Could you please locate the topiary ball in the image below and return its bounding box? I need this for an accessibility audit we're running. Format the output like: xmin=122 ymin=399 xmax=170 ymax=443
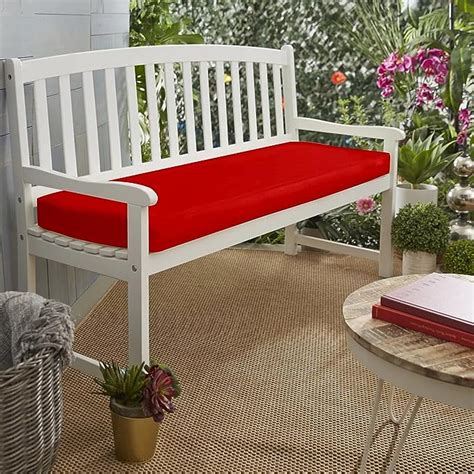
xmin=443 ymin=240 xmax=474 ymax=275
xmin=392 ymin=203 xmax=450 ymax=254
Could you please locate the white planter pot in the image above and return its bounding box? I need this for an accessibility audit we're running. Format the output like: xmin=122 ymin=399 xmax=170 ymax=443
xmin=402 ymin=250 xmax=437 ymax=275
xmin=395 ymin=183 xmax=438 ymax=213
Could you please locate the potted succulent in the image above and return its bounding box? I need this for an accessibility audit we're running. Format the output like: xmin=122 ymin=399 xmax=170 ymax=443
xmin=392 ymin=202 xmax=450 ymax=275
xmin=395 ymin=134 xmax=457 ymax=212
xmin=94 ymin=360 xmax=181 ymax=463
xmin=443 ymin=239 xmax=474 ymax=275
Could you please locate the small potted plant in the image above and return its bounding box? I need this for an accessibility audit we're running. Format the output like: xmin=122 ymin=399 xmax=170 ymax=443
xmin=94 ymin=360 xmax=181 ymax=463
xmin=443 ymin=239 xmax=474 ymax=275
xmin=392 ymin=202 xmax=450 ymax=275
xmin=395 ymin=134 xmax=457 ymax=211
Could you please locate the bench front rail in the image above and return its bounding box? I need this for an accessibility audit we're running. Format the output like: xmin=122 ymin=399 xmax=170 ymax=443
xmin=6 ymin=45 xmax=404 ymax=377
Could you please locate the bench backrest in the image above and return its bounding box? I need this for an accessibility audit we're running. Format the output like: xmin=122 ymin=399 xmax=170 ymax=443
xmin=6 ymin=45 xmax=297 ymax=193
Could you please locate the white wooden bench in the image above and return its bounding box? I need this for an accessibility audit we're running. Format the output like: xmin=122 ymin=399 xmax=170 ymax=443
xmin=5 ymin=45 xmax=404 ymax=376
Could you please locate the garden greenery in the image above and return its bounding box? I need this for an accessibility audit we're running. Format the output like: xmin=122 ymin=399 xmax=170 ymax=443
xmin=391 ymin=203 xmax=450 ymax=254
xmin=443 ymin=239 xmax=474 ymax=275
xmin=130 ymin=0 xmax=203 ymax=160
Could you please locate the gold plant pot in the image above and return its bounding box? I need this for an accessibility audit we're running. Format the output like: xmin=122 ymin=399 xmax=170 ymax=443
xmin=110 ymin=399 xmax=160 ymax=463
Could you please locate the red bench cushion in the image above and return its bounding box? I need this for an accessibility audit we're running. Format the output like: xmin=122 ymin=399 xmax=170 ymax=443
xmin=37 ymin=141 xmax=390 ymax=252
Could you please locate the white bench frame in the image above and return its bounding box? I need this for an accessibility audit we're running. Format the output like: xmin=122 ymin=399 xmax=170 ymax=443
xmin=5 ymin=45 xmax=405 ymax=377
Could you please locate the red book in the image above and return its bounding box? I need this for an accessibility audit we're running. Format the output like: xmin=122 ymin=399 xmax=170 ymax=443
xmin=372 ymin=304 xmax=474 ymax=349
xmin=380 ymin=273 xmax=473 ymax=334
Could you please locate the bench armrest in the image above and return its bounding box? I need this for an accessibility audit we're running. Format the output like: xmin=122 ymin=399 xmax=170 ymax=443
xmin=295 ymin=117 xmax=405 ymax=142
xmin=22 ymin=166 xmax=158 ymax=207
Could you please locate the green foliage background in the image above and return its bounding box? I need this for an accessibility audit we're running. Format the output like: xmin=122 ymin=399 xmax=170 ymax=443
xmin=176 ymin=0 xmax=445 ymax=145
xmin=178 ymin=0 xmax=376 ymax=145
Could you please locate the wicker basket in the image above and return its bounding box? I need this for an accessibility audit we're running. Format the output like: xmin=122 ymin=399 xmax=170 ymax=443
xmin=0 ymin=348 xmax=63 ymax=473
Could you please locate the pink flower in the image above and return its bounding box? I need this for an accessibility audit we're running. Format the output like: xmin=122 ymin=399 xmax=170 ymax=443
xmin=457 ymin=107 xmax=471 ymax=145
xmin=434 ymin=98 xmax=445 ymax=110
xmin=398 ymin=54 xmax=415 ymax=73
xmin=382 ymin=52 xmax=399 ymax=73
xmin=356 ymin=197 xmax=376 ymax=215
xmin=458 ymin=108 xmax=471 ymax=129
xmin=456 ymin=130 xmax=468 ymax=145
xmin=415 ymin=83 xmax=434 ymax=106
xmin=376 ymin=75 xmax=393 ymax=89
xmin=415 ymin=48 xmax=427 ymax=64
xmin=381 ymin=85 xmax=395 ymax=98
xmin=429 ymin=48 xmax=449 ymax=62
xmin=420 ymin=57 xmax=439 ymax=75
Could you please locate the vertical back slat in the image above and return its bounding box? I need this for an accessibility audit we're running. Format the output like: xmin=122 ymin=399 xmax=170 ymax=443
xmin=33 ymin=79 xmax=52 ymax=170
xmin=281 ymin=45 xmax=298 ymax=138
xmin=58 ymin=75 xmax=77 ymax=176
xmin=230 ymin=62 xmax=243 ymax=145
xmin=144 ymin=64 xmax=161 ymax=161
xmin=164 ymin=63 xmax=179 ymax=158
xmin=245 ymin=62 xmax=257 ymax=141
xmin=104 ymin=68 xmax=121 ymax=169
xmin=82 ymin=71 xmax=100 ymax=175
xmin=259 ymin=63 xmax=271 ymax=138
xmin=199 ymin=62 xmax=213 ymax=150
xmin=182 ymin=62 xmax=196 ymax=155
xmin=125 ymin=66 xmax=142 ymax=166
xmin=272 ymin=64 xmax=284 ymax=136
xmin=215 ymin=61 xmax=228 ymax=147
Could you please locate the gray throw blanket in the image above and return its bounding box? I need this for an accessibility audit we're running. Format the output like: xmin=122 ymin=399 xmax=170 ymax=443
xmin=0 ymin=292 xmax=74 ymax=370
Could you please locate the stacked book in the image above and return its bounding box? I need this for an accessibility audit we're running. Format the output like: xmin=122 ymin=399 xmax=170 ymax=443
xmin=372 ymin=273 xmax=474 ymax=348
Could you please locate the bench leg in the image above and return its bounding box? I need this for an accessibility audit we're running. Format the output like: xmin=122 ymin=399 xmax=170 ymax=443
xmin=128 ymin=271 xmax=150 ymax=366
xmin=284 ymin=224 xmax=299 ymax=256
xmin=18 ymin=247 xmax=36 ymax=293
xmin=379 ymin=188 xmax=395 ymax=278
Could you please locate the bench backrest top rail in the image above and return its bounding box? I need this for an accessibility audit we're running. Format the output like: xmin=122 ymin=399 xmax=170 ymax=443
xmin=20 ymin=45 xmax=289 ymax=83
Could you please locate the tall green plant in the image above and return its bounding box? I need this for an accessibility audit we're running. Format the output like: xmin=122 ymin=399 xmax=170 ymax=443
xmin=130 ymin=0 xmax=203 ymax=160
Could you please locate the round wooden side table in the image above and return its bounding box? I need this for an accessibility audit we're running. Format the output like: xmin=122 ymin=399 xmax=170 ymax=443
xmin=343 ymin=274 xmax=473 ymax=473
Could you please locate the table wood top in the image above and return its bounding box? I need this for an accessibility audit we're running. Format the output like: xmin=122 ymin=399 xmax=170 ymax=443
xmin=343 ymin=274 xmax=474 ymax=388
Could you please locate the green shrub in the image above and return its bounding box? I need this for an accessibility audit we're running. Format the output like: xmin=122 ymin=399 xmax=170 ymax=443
xmin=444 ymin=240 xmax=474 ymax=275
xmin=392 ymin=203 xmax=450 ymax=254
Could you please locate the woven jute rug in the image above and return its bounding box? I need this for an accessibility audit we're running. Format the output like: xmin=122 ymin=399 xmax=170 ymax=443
xmin=53 ymin=249 xmax=473 ymax=472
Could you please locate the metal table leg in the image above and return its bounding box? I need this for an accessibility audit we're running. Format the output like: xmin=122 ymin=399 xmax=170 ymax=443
xmin=360 ymin=378 xmax=384 ymax=472
xmin=386 ymin=396 xmax=423 ymax=473
xmin=359 ymin=379 xmax=423 ymax=473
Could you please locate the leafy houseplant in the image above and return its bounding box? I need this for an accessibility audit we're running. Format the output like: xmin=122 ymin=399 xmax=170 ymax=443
xmin=443 ymin=239 xmax=474 ymax=275
xmin=398 ymin=134 xmax=457 ymax=187
xmin=95 ymin=361 xmax=181 ymax=463
xmin=396 ymin=133 xmax=459 ymax=210
xmin=392 ymin=202 xmax=450 ymax=274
